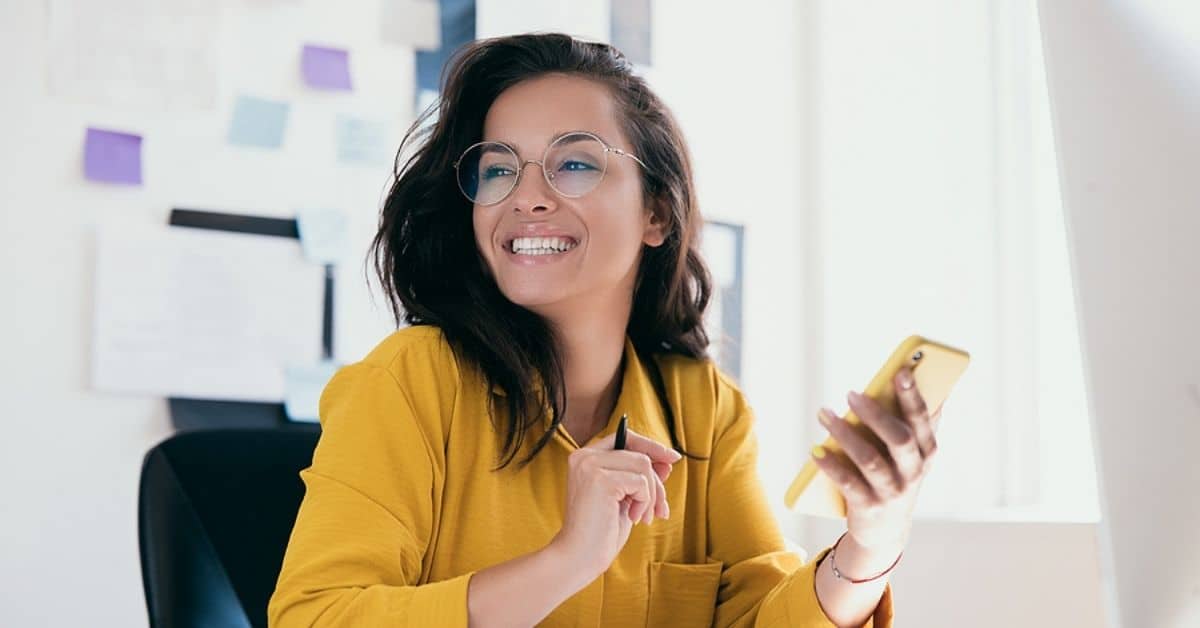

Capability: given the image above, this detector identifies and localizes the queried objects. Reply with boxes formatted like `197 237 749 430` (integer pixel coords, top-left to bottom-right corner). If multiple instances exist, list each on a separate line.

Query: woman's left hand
810 366 942 551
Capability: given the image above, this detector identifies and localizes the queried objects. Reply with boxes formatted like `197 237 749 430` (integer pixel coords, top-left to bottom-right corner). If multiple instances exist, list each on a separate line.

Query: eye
481 165 515 180
558 159 599 172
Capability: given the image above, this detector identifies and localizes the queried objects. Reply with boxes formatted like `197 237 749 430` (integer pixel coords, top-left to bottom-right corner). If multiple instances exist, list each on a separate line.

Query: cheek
591 196 649 263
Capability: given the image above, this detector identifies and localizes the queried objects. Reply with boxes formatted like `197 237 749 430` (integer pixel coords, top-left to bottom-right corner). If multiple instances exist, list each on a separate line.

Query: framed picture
701 220 744 380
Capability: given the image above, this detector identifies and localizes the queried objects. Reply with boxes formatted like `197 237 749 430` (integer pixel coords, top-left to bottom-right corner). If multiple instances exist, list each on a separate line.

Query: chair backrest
138 427 319 628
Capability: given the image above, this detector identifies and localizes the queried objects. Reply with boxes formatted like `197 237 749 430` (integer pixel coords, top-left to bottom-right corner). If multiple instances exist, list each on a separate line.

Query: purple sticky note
84 127 143 185
301 44 352 91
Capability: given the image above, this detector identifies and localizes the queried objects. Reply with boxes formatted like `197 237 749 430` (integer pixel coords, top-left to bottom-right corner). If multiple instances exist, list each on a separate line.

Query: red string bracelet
827 532 904 584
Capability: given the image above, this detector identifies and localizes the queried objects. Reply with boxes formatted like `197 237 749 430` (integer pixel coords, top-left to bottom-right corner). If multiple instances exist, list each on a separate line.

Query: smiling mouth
505 236 580 256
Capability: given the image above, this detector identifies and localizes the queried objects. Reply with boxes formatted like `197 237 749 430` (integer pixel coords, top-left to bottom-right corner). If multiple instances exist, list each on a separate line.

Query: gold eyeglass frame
452 130 648 206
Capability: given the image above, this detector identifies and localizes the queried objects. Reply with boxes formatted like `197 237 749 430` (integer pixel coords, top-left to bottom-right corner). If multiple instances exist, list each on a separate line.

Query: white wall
0 1 810 626
1039 1 1200 626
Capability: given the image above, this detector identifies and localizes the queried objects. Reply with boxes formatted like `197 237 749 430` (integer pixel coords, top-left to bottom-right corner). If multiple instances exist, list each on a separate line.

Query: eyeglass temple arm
610 147 649 170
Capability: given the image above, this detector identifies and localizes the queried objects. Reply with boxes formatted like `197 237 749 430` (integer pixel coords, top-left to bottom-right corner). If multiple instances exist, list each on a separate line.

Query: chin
500 286 565 310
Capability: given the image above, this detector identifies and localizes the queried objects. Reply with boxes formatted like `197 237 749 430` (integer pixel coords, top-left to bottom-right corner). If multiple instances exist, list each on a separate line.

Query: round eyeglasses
452 130 648 206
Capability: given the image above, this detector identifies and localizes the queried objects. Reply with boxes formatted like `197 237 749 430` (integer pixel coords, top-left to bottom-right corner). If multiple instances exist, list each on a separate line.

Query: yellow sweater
269 325 894 627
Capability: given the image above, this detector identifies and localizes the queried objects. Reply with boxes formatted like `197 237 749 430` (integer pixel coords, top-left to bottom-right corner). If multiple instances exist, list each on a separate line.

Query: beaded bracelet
827 532 904 584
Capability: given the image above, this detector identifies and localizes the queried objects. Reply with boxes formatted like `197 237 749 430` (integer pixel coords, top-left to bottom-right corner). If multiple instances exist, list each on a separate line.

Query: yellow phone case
783 335 970 518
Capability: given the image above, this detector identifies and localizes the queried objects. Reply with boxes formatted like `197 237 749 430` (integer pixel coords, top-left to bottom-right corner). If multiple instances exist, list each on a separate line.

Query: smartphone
783 335 970 518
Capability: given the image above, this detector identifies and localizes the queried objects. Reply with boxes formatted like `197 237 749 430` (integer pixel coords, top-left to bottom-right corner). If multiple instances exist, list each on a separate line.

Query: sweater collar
489 336 673 449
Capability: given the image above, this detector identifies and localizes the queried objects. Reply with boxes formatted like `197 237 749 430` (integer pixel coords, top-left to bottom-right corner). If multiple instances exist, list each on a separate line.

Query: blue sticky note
296 208 351 264
335 114 390 165
228 95 290 148
284 362 340 422
301 44 353 91
84 127 143 185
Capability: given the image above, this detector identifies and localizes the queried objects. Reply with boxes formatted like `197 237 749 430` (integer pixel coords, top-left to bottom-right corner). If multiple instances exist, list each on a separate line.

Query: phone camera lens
912 350 924 361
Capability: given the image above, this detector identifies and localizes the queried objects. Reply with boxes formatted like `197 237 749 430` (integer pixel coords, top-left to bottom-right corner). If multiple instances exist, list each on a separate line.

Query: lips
500 225 580 252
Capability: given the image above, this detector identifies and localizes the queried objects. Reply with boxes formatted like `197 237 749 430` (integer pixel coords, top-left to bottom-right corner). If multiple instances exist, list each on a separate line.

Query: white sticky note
284 361 340 422
381 0 441 50
296 208 351 264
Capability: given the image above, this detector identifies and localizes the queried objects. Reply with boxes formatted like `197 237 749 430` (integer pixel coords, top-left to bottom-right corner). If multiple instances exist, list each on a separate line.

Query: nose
509 160 557 214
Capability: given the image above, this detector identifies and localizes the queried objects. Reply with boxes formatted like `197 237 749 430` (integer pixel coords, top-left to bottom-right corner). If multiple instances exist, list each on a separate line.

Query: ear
642 199 669 248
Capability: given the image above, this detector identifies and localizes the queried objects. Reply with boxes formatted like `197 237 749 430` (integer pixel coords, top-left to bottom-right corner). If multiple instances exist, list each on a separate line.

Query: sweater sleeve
268 362 474 627
707 381 894 628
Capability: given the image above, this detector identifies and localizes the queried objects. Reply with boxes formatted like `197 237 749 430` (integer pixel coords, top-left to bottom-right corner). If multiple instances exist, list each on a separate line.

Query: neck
532 256 641 441
554 313 627 439
541 285 634 440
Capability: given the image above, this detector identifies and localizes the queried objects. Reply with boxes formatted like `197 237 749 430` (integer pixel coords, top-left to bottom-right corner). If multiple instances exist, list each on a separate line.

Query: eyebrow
482 130 607 153
479 143 513 156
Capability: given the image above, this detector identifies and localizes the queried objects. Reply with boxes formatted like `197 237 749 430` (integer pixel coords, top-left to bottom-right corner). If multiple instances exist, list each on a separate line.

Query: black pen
614 413 628 450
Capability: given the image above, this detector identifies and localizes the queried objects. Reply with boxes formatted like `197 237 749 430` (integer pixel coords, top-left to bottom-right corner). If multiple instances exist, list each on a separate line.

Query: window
790 0 1098 522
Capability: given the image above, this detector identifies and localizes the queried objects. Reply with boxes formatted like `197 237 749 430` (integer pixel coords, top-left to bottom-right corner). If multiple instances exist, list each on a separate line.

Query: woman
269 33 939 628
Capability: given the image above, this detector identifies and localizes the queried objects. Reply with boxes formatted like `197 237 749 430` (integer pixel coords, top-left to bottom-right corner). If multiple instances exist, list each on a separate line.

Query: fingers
809 444 874 506
588 428 683 466
572 448 670 524
893 367 938 458
608 470 652 521
587 427 679 523
846 390 923 484
814 372 942 502
608 450 667 523
818 404 904 498
652 461 672 484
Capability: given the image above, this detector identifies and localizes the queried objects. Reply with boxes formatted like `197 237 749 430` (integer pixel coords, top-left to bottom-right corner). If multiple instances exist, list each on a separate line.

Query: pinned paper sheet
92 223 324 402
336 114 391 165
381 0 441 50
301 44 353 90
228 95 290 148
296 208 351 264
284 361 340 422
48 0 219 109
84 127 143 185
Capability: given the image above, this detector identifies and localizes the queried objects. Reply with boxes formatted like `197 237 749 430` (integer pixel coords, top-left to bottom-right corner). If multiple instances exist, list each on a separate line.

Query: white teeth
510 236 578 255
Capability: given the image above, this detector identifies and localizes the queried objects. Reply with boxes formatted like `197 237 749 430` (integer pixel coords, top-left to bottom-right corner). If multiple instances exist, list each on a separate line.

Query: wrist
834 533 905 578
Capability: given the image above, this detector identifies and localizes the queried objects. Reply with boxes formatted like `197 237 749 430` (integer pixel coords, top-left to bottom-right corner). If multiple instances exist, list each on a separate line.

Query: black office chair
138 427 319 628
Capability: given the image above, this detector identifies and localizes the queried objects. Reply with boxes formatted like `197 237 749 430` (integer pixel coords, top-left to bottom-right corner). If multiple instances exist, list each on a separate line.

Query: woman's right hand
549 428 682 577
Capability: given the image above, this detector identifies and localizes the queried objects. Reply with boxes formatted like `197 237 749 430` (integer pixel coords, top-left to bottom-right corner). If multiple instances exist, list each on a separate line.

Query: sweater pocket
646 558 723 627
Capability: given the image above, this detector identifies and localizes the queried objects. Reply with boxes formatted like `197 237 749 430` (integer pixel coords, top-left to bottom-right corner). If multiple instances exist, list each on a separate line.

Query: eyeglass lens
457 132 609 205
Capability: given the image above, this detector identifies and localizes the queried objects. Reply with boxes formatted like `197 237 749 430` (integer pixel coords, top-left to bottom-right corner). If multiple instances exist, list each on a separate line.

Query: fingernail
898 370 914 390
818 407 838 424
848 390 863 404
669 449 683 461
812 445 827 459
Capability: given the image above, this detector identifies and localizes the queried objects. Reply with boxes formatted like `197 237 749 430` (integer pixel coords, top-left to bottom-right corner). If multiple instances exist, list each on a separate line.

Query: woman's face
471 73 666 320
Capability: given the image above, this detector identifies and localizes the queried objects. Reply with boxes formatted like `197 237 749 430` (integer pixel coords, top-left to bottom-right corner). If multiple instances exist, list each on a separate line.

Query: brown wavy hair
370 32 712 469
